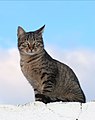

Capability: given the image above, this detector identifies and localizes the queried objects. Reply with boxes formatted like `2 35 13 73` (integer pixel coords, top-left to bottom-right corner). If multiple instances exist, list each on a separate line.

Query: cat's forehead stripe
26 32 35 38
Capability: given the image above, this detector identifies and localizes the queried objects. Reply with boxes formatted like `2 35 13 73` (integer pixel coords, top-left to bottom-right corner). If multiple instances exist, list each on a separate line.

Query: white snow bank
0 101 95 120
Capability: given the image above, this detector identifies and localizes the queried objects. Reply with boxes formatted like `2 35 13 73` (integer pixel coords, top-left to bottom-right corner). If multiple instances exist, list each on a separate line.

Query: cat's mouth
25 48 36 55
24 48 42 55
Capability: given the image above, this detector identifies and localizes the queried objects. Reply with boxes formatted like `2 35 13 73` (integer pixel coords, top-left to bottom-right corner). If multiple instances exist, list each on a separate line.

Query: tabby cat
17 25 86 103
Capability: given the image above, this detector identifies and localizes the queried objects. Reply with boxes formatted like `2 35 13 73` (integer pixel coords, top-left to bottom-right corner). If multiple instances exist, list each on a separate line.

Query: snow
0 101 95 120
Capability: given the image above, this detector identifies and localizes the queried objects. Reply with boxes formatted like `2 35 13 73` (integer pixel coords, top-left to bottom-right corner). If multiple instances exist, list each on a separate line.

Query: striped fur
17 25 86 103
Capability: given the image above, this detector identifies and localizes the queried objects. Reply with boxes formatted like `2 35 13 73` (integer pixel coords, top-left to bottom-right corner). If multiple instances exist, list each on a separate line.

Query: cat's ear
17 26 26 38
36 25 45 34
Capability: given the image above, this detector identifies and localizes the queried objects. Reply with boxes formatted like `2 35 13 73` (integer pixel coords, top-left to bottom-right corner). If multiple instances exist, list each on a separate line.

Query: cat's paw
35 94 51 104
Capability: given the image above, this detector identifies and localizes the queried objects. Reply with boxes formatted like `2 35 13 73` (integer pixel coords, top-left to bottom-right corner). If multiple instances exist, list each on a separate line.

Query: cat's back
54 59 79 83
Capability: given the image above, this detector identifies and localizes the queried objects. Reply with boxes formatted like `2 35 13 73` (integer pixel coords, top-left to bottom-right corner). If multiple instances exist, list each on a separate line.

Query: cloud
0 48 34 105
0 47 95 105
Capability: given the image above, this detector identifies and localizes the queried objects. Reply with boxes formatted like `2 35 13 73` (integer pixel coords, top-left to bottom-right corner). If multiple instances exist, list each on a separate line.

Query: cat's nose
29 45 34 52
29 45 32 50
28 44 33 50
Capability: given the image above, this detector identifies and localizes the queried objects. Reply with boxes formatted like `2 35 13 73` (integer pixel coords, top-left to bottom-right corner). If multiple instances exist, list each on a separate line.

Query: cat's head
17 25 45 55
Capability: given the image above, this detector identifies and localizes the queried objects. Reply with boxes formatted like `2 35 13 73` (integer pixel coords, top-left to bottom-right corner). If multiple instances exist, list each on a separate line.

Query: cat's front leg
41 77 57 102
42 79 56 93
34 88 51 103
34 77 56 103
43 71 57 92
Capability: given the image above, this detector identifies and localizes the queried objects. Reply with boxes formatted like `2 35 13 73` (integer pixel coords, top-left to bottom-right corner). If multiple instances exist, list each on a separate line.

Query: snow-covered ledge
0 101 95 120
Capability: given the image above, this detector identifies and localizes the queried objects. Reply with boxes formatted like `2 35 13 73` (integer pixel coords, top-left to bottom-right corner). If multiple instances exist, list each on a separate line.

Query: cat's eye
22 44 27 47
22 43 29 47
36 42 40 46
35 42 40 47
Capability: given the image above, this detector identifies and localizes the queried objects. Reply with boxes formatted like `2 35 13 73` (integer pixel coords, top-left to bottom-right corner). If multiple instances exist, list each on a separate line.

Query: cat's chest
21 62 41 79
21 60 43 87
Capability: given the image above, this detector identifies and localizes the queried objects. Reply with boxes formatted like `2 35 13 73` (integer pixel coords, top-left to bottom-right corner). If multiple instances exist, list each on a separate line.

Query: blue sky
0 1 95 50
0 1 95 104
